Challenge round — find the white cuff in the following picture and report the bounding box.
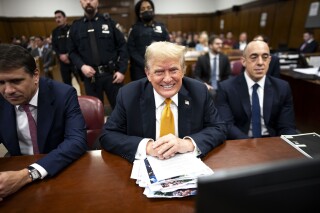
[30,163,48,179]
[135,138,154,160]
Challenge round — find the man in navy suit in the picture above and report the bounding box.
[194,35,231,100]
[0,44,87,200]
[216,40,297,139]
[99,41,226,163]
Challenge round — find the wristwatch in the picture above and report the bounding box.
[28,166,41,181]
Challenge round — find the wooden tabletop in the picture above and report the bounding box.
[0,137,304,212]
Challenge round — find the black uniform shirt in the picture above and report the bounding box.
[52,24,71,55]
[127,21,169,68]
[68,13,128,74]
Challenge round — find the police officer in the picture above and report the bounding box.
[52,10,76,86]
[68,0,128,109]
[127,0,170,81]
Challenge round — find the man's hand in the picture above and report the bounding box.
[147,134,195,160]
[112,71,125,84]
[204,83,213,90]
[59,54,70,64]
[81,65,96,78]
[0,169,32,201]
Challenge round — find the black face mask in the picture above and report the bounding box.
[140,10,154,23]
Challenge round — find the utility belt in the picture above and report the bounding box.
[93,63,115,76]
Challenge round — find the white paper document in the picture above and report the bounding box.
[131,153,214,198]
[293,67,319,75]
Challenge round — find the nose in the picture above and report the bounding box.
[256,56,264,65]
[3,83,16,94]
[163,71,172,82]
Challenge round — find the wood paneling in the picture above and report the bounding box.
[0,0,319,50]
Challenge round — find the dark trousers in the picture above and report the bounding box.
[60,61,76,86]
[83,73,122,109]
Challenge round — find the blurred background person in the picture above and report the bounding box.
[233,32,248,51]
[299,31,319,53]
[195,31,209,53]
[194,35,231,100]
[31,35,54,79]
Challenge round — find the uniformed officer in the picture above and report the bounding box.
[127,0,170,81]
[68,0,128,109]
[52,10,77,86]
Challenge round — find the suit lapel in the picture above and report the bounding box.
[178,83,192,137]
[204,54,211,77]
[0,102,21,155]
[140,82,156,139]
[238,75,251,119]
[263,77,273,125]
[37,78,55,153]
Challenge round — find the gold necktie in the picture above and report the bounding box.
[160,98,175,137]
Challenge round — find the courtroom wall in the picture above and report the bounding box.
[0,0,319,51]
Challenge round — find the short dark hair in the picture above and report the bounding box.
[0,44,37,76]
[54,10,66,17]
[135,0,155,21]
[208,35,221,45]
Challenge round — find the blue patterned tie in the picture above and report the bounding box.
[252,83,261,138]
[211,57,217,89]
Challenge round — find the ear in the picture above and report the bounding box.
[241,56,246,67]
[33,68,40,84]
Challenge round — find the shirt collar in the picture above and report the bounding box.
[209,51,219,59]
[244,71,266,90]
[153,89,178,109]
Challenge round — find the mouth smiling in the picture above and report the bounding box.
[161,84,175,90]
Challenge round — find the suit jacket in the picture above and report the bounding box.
[215,73,297,139]
[99,77,226,162]
[0,78,87,176]
[299,40,319,53]
[31,47,54,71]
[194,52,231,85]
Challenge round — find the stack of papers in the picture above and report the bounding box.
[131,153,214,198]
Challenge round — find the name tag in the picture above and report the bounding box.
[154,26,163,33]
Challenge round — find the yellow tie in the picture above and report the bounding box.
[160,98,175,137]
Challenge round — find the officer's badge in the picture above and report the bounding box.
[154,26,162,33]
[102,24,110,34]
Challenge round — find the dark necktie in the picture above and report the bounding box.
[22,104,39,154]
[251,83,261,138]
[211,57,217,89]
[88,21,100,66]
[160,99,175,137]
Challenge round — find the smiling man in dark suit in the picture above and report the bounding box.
[99,41,226,163]
[194,35,231,100]
[215,40,297,139]
[0,44,87,200]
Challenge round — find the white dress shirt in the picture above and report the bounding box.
[244,72,269,137]
[209,52,220,81]
[15,89,47,178]
[135,89,200,159]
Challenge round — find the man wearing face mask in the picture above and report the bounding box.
[127,0,170,81]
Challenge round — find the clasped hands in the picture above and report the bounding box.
[146,134,195,160]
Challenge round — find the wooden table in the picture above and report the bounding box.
[0,137,304,212]
[280,70,320,133]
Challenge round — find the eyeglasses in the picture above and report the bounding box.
[246,53,270,62]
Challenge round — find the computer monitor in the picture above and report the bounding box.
[196,157,320,213]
